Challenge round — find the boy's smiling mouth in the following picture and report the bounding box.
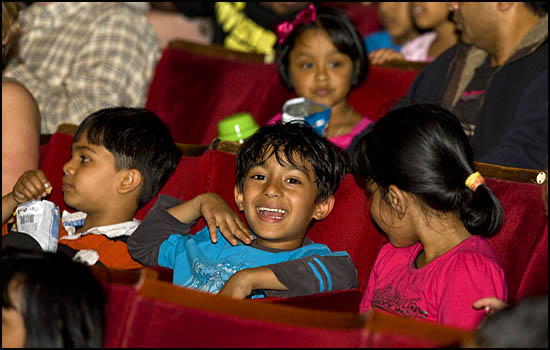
[257,206,288,221]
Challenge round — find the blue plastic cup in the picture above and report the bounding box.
[282,97,331,136]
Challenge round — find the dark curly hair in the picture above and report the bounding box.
[236,121,347,202]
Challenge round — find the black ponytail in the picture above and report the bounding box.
[352,103,503,237]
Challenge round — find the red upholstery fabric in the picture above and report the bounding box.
[120,296,363,347]
[145,47,293,145]
[98,268,471,348]
[348,65,420,121]
[484,178,548,303]
[144,46,421,145]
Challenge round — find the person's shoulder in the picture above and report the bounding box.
[441,236,502,272]
[2,80,35,100]
[84,2,151,24]
[2,80,40,120]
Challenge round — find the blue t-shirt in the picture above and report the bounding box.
[364,30,402,53]
[158,226,349,296]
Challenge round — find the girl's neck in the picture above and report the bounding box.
[325,103,361,138]
[394,29,420,46]
[415,214,471,268]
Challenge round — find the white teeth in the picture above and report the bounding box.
[258,207,287,214]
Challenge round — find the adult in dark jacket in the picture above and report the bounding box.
[350,3,548,170]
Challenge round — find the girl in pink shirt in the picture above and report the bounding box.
[352,104,507,330]
[269,5,373,150]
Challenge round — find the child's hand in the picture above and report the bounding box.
[218,270,254,299]
[473,297,509,315]
[12,170,52,205]
[197,193,254,246]
[368,48,405,65]
[218,267,287,299]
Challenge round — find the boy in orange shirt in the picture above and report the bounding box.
[1,107,184,269]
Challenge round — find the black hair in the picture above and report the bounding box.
[236,121,347,202]
[1,247,106,347]
[352,104,504,237]
[275,6,368,90]
[476,294,548,347]
[73,107,182,208]
[523,2,549,17]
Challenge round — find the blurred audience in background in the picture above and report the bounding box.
[364,3,420,62]
[352,2,548,170]
[368,2,458,65]
[148,2,309,58]
[2,2,160,135]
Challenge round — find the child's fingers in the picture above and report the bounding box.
[15,172,47,201]
[207,220,220,244]
[214,215,251,246]
[226,217,252,244]
[472,297,508,312]
[216,220,241,246]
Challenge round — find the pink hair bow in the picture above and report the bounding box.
[275,4,317,45]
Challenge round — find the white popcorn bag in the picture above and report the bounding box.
[16,200,60,252]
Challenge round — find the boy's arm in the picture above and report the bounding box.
[127,195,193,266]
[218,266,287,299]
[2,170,51,224]
[219,254,358,299]
[169,192,253,246]
[2,194,19,224]
[265,255,358,297]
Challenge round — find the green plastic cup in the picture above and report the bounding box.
[217,112,259,143]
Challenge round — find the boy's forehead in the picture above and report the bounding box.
[258,148,313,174]
[72,132,108,154]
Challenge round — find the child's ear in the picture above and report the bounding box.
[312,195,335,221]
[388,184,408,219]
[118,169,142,194]
[234,185,244,211]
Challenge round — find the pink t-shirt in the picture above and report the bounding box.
[266,113,373,150]
[359,236,507,330]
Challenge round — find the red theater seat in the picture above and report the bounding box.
[92,266,472,348]
[145,43,292,145]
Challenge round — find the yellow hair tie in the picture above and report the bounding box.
[465,171,484,192]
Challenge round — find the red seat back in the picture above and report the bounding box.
[145,47,293,144]
[348,65,421,121]
[484,177,548,303]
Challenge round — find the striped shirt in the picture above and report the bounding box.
[3,2,161,134]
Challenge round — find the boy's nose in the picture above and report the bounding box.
[62,160,74,175]
[263,180,282,198]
